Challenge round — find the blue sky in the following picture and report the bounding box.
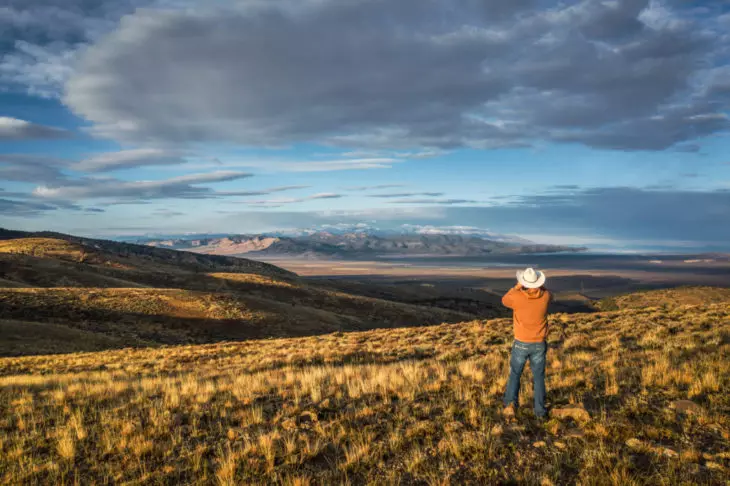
[1,0,730,250]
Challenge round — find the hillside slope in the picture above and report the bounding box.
[0,233,476,355]
[599,286,730,310]
[0,230,295,280]
[1,301,728,484]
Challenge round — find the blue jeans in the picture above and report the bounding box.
[503,340,547,417]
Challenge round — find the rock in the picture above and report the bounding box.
[533,441,547,448]
[541,477,556,486]
[669,400,703,415]
[551,407,591,424]
[554,441,567,450]
[490,424,504,437]
[705,462,723,470]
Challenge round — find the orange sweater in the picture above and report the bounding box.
[501,286,552,343]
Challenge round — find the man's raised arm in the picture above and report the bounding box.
[501,284,522,309]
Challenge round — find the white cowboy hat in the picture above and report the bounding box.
[516,267,546,289]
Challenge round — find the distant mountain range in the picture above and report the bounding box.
[138,231,586,259]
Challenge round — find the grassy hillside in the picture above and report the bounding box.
[1,302,728,484]
[0,235,473,356]
[598,286,730,311]
[0,232,295,281]
[0,286,470,356]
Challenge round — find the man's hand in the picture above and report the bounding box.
[513,283,523,290]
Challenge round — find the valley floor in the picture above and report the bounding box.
[1,303,729,484]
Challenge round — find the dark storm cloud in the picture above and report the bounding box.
[62,0,730,151]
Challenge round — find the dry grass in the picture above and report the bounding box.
[599,286,730,311]
[0,284,471,356]
[1,303,728,484]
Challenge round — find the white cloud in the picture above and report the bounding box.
[368,192,443,198]
[342,184,405,191]
[232,158,403,172]
[0,116,71,140]
[246,192,343,205]
[217,185,310,197]
[33,170,252,201]
[389,198,480,205]
[71,148,189,172]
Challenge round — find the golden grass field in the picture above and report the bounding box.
[1,296,729,485]
[1,233,729,484]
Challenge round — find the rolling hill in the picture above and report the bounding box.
[0,230,482,356]
[1,228,729,483]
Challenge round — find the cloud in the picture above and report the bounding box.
[246,193,344,206]
[33,170,253,201]
[343,184,405,191]
[389,198,480,205]
[207,186,730,247]
[0,197,59,216]
[0,117,71,140]
[341,150,446,159]
[368,192,443,198]
[0,0,181,96]
[71,148,189,172]
[233,158,402,172]
[62,0,730,151]
[0,154,68,182]
[152,208,184,217]
[217,185,310,197]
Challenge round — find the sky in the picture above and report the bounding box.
[1,0,730,251]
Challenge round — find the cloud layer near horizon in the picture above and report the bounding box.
[60,0,730,151]
[172,187,730,246]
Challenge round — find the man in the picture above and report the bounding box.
[501,267,552,420]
